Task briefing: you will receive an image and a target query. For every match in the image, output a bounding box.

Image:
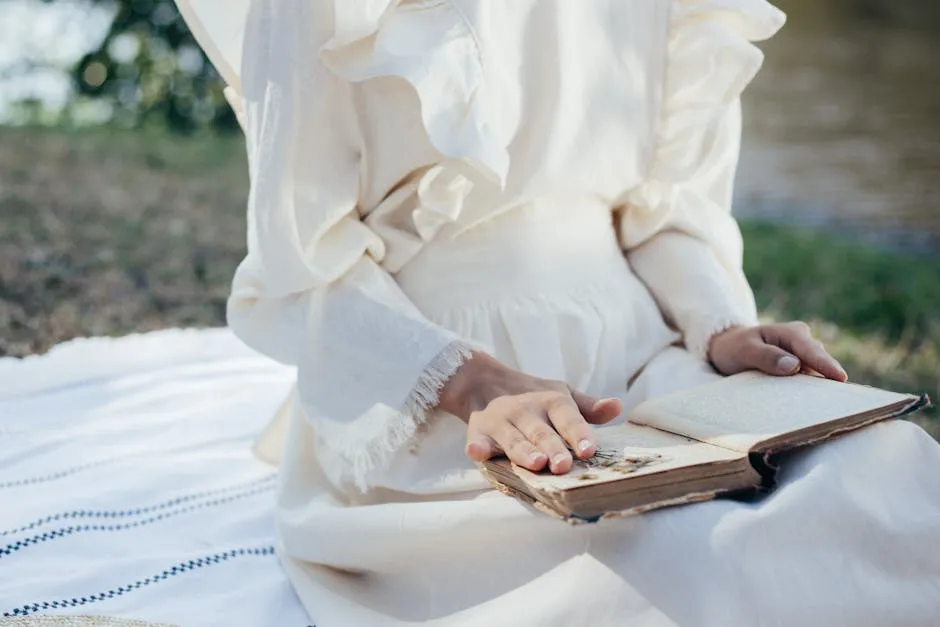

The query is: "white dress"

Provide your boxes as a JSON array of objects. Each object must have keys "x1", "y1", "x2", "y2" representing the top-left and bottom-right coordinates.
[{"x1": 173, "y1": 1, "x2": 940, "y2": 625}]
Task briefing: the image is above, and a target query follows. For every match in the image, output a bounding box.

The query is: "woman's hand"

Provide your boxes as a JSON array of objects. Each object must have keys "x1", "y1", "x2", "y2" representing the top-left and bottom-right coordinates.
[
  {"x1": 438, "y1": 352, "x2": 622, "y2": 474},
  {"x1": 708, "y1": 322, "x2": 848, "y2": 382}
]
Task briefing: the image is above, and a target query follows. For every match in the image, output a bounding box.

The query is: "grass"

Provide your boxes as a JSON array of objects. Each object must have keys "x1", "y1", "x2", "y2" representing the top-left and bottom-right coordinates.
[
  {"x1": 1, "y1": 126, "x2": 937, "y2": 432},
  {"x1": 742, "y1": 222, "x2": 940, "y2": 431}
]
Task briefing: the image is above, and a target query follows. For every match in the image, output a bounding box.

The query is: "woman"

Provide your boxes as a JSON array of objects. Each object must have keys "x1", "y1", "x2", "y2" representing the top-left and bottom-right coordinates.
[{"x1": 176, "y1": 1, "x2": 940, "y2": 625}]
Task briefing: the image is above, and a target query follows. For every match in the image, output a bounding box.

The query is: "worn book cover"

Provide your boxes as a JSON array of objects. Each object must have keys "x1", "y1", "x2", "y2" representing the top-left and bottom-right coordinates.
[{"x1": 480, "y1": 372, "x2": 931, "y2": 523}]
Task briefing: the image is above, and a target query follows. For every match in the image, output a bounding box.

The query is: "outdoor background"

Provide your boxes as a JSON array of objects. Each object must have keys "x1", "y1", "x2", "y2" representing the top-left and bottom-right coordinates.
[{"x1": 1, "y1": 0, "x2": 938, "y2": 430}]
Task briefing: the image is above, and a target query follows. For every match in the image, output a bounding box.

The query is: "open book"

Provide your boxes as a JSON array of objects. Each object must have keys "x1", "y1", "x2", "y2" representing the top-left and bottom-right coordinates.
[{"x1": 479, "y1": 372, "x2": 930, "y2": 523}]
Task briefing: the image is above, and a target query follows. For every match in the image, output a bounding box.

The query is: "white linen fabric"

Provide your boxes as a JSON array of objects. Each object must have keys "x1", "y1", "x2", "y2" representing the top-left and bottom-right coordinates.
[
  {"x1": 0, "y1": 330, "x2": 310, "y2": 626},
  {"x1": 181, "y1": 0, "x2": 773, "y2": 491},
  {"x1": 19, "y1": 0, "x2": 932, "y2": 625},
  {"x1": 2, "y1": 331, "x2": 939, "y2": 627}
]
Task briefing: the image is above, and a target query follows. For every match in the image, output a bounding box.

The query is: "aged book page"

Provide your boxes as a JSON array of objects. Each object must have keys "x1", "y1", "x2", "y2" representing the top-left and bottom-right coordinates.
[
  {"x1": 628, "y1": 371, "x2": 918, "y2": 453},
  {"x1": 480, "y1": 421, "x2": 757, "y2": 520},
  {"x1": 481, "y1": 374, "x2": 927, "y2": 520},
  {"x1": 505, "y1": 422, "x2": 746, "y2": 493}
]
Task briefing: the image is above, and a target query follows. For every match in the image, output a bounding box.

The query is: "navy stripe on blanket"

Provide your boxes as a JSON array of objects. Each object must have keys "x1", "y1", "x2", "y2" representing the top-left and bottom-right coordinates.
[
  {"x1": 2, "y1": 546, "x2": 277, "y2": 617},
  {"x1": 0, "y1": 483, "x2": 276, "y2": 560},
  {"x1": 0, "y1": 436, "x2": 262, "y2": 491},
  {"x1": 0, "y1": 457, "x2": 129, "y2": 490},
  {"x1": 1, "y1": 474, "x2": 277, "y2": 537}
]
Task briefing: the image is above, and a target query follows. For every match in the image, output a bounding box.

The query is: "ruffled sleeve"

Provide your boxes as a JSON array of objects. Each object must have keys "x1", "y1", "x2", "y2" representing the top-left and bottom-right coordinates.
[
  {"x1": 222, "y1": 0, "x2": 474, "y2": 491},
  {"x1": 620, "y1": 0, "x2": 785, "y2": 359}
]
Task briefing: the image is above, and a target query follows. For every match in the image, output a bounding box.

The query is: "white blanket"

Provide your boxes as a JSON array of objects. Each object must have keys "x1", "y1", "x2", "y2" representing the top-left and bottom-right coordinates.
[
  {"x1": 0, "y1": 329, "x2": 309, "y2": 626},
  {"x1": 4, "y1": 329, "x2": 940, "y2": 626}
]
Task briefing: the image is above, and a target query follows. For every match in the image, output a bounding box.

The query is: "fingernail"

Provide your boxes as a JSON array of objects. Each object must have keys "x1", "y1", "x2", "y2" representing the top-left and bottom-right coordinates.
[
  {"x1": 777, "y1": 355, "x2": 800, "y2": 373},
  {"x1": 529, "y1": 452, "x2": 547, "y2": 464},
  {"x1": 551, "y1": 452, "x2": 569, "y2": 467},
  {"x1": 577, "y1": 439, "x2": 593, "y2": 454}
]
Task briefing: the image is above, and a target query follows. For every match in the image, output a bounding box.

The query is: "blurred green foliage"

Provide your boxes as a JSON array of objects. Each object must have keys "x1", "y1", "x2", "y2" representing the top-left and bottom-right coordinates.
[
  {"x1": 742, "y1": 222, "x2": 940, "y2": 346},
  {"x1": 64, "y1": 0, "x2": 236, "y2": 132}
]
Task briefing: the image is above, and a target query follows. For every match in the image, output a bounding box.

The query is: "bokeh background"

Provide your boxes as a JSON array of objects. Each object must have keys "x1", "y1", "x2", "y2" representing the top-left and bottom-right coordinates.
[{"x1": 1, "y1": 0, "x2": 938, "y2": 428}]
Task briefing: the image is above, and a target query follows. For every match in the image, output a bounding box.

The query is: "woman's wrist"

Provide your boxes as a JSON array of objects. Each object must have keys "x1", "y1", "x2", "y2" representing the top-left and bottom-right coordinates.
[
  {"x1": 437, "y1": 351, "x2": 509, "y2": 422},
  {"x1": 705, "y1": 323, "x2": 745, "y2": 368}
]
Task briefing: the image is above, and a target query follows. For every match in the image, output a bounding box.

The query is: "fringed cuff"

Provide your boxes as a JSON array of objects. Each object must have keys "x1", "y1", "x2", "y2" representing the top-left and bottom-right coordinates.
[
  {"x1": 684, "y1": 314, "x2": 753, "y2": 364},
  {"x1": 312, "y1": 339, "x2": 475, "y2": 492}
]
